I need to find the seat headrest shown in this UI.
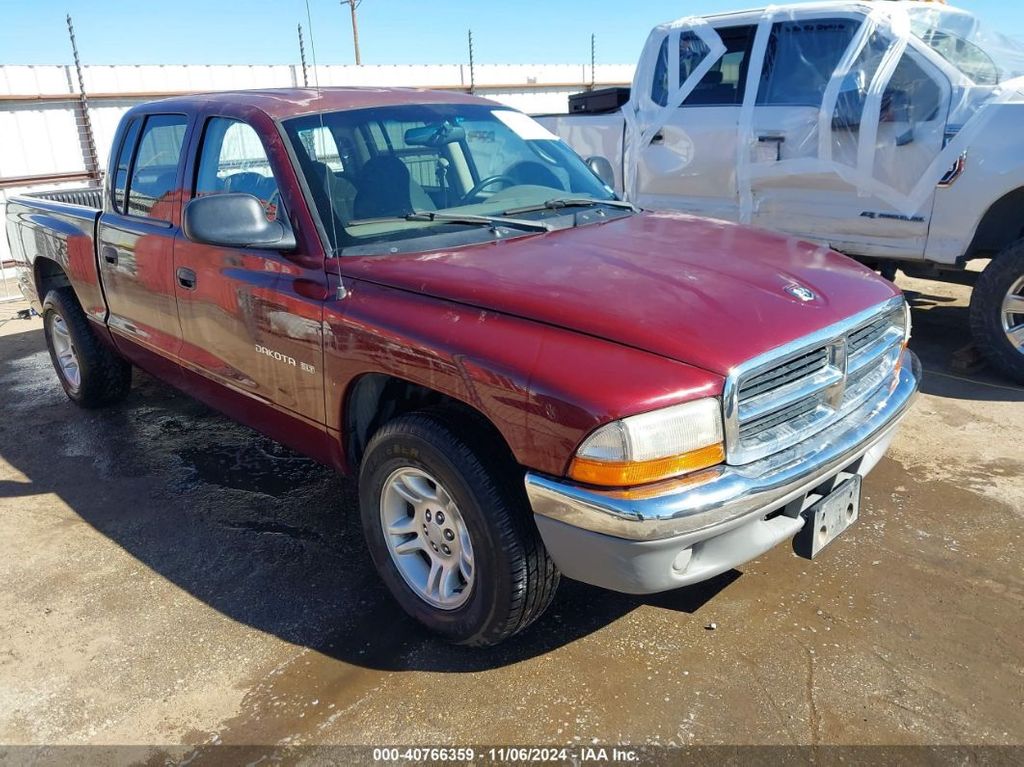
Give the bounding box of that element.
[354,155,414,219]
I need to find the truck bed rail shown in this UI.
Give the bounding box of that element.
[24,187,103,209]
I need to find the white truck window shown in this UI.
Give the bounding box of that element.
[652,25,755,107]
[756,18,859,106]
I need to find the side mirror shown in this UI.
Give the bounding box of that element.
[585,156,616,188]
[183,193,296,251]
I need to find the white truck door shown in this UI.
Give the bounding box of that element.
[635,25,757,220]
[745,13,952,259]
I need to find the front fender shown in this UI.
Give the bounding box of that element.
[323,279,723,476]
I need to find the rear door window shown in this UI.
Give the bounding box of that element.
[112,118,141,214]
[126,114,188,220]
[652,25,756,107]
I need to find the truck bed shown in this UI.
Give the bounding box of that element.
[535,112,627,195]
[3,187,106,320]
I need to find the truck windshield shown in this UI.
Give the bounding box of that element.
[283,103,621,254]
[908,5,1024,86]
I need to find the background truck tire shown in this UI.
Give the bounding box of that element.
[42,287,132,408]
[969,242,1024,385]
[359,410,559,646]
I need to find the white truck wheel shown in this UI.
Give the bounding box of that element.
[969,242,1024,385]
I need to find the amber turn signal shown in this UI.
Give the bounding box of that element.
[568,442,726,487]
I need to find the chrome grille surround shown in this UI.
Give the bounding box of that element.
[723,296,907,466]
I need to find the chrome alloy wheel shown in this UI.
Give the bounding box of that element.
[1003,275,1024,354]
[379,467,475,610]
[50,313,81,390]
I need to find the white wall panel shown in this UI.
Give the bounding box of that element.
[0,64,634,177]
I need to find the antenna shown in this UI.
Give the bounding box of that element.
[304,0,345,298]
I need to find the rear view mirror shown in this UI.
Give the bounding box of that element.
[585,156,616,188]
[404,121,467,147]
[183,193,296,251]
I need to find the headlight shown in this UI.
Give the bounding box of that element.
[568,398,725,487]
[899,299,912,345]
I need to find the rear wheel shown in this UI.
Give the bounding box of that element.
[970,242,1024,384]
[358,410,559,646]
[42,287,132,407]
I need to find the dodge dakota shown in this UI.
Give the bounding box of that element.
[5,88,919,645]
[539,0,1024,384]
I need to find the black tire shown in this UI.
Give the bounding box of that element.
[358,410,559,646]
[42,287,132,408]
[969,241,1024,385]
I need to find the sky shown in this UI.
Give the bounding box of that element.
[0,0,1021,67]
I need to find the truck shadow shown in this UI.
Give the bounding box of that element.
[906,292,1024,403]
[0,325,737,674]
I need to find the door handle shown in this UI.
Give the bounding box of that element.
[101,245,119,265]
[650,132,665,145]
[176,267,197,290]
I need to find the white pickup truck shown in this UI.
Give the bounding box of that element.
[538,0,1024,383]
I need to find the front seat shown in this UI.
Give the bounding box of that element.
[354,155,435,219]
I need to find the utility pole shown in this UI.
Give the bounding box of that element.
[297,23,309,87]
[590,33,596,90]
[339,0,362,65]
[66,14,101,184]
[467,29,476,94]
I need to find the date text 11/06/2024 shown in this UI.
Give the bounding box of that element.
[372,747,641,762]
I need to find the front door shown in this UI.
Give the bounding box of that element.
[173,114,327,426]
[97,113,191,367]
[746,14,952,258]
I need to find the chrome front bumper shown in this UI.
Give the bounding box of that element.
[524,354,920,594]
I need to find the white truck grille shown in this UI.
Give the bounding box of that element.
[723,297,907,465]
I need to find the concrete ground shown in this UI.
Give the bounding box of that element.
[0,274,1021,755]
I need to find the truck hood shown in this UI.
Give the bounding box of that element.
[341,211,900,376]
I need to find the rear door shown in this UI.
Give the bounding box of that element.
[173,110,327,425]
[636,24,757,220]
[97,113,191,366]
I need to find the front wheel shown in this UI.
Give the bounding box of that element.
[42,287,132,407]
[358,411,559,646]
[969,241,1024,385]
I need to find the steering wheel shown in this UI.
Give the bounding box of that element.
[459,174,516,204]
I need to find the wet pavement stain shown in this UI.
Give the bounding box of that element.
[180,439,327,498]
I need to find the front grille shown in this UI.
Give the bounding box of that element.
[725,300,906,465]
[738,347,829,400]
[848,315,890,356]
[741,396,821,440]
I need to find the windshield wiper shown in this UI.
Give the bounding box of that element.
[406,210,553,232]
[346,210,552,233]
[502,197,639,215]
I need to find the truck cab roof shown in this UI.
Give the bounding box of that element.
[134,87,493,120]
[693,0,967,26]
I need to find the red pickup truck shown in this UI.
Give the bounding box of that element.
[5,88,919,645]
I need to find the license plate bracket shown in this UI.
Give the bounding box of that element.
[793,476,861,559]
